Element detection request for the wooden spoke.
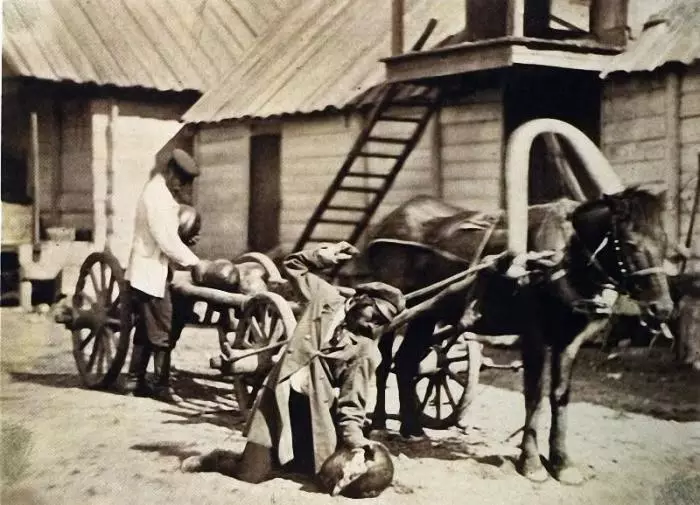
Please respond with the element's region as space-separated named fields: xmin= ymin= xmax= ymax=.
xmin=418 ymin=379 xmax=435 ymax=412
xmin=79 ymin=330 xmax=97 ymax=351
xmin=442 ymin=374 xmax=458 ymax=409
xmin=89 ymin=268 xmax=102 ymax=298
xmin=86 ymin=333 xmax=103 ymax=372
xmin=434 ymin=378 xmax=442 ymax=418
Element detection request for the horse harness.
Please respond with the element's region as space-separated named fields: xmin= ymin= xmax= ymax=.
xmin=512 ymin=199 xmax=665 ymax=316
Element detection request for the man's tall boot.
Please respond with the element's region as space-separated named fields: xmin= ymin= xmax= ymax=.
xmin=125 ymin=344 xmax=153 ymax=397
xmin=152 ymin=349 xmax=183 ymax=403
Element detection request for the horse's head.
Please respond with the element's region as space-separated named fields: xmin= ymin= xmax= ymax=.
xmin=570 ymin=187 xmax=673 ymax=324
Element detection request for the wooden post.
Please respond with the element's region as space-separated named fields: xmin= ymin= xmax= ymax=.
xmin=105 ymin=102 xmax=118 ymax=252
xmin=507 ymin=0 xmax=525 ymax=37
xmin=430 ymin=111 xmax=443 ymax=198
xmin=392 ymin=0 xmax=404 ymax=56
xmin=542 ymin=133 xmax=586 ymax=201
xmin=665 ymin=70 xmax=682 ymax=246
xmin=30 ymin=111 xmax=41 ymax=255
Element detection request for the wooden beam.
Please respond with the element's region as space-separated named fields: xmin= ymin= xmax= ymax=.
xmin=392 ymin=0 xmax=404 ymax=56
xmin=665 ymin=70 xmax=682 ymax=245
xmin=105 ymin=102 xmax=118 ymax=252
xmin=507 ymin=0 xmax=525 ymax=37
xmin=430 ymin=110 xmax=443 ymax=198
xmin=542 ymin=133 xmax=586 ymax=201
xmin=30 ymin=111 xmax=40 ymax=250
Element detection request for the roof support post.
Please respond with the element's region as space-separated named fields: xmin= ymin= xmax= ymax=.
xmin=392 ymin=0 xmax=404 ymax=56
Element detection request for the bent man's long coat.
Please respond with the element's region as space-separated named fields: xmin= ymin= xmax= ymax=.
xmin=243 ymin=250 xmax=374 ymax=474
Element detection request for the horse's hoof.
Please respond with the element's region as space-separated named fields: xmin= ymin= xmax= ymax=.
xmin=553 ymin=466 xmax=585 ymax=486
xmin=518 ymin=456 xmax=549 ymax=483
xmin=523 ymin=466 xmax=550 ymax=483
xmin=181 ymin=456 xmax=204 ymax=473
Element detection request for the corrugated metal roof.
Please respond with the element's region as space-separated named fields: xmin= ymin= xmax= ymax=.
xmin=2 ymin=0 xmax=292 ymax=92
xmin=601 ymin=0 xmax=700 ymax=77
xmin=182 ymin=0 xmax=466 ymax=123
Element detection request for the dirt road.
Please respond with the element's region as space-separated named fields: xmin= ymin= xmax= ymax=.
xmin=1 ymin=308 xmax=699 ymax=505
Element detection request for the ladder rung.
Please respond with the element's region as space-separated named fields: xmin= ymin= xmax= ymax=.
xmin=388 ymin=99 xmax=434 ymax=107
xmin=347 ymin=171 xmax=390 ymax=179
xmin=338 ymin=185 xmax=382 ymax=193
xmin=318 ymin=218 xmax=360 ymax=225
xmin=378 ymin=115 xmax=423 ymax=123
xmin=327 ymin=205 xmax=368 ymax=212
xmin=367 ymin=136 xmax=411 ymax=145
xmin=357 ymin=151 xmax=401 ymax=159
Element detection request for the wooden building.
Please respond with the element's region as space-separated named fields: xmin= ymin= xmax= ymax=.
xmin=184 ymin=0 xmax=698 ymax=271
xmin=1 ymin=0 xmax=290 ymax=299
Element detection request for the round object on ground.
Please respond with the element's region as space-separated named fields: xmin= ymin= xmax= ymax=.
xmin=178 ymin=204 xmax=201 ymax=243
xmin=318 ymin=442 xmax=394 ymax=498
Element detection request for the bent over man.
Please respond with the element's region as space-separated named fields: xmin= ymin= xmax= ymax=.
xmin=125 ymin=149 xmax=204 ymax=402
xmin=183 ymin=241 xmax=405 ymax=484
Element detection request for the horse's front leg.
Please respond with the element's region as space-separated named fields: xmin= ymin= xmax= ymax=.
xmin=370 ymin=330 xmax=395 ymax=431
xmin=549 ymin=318 xmax=609 ymax=485
xmin=394 ymin=316 xmax=435 ymax=438
xmin=518 ymin=327 xmax=549 ymax=482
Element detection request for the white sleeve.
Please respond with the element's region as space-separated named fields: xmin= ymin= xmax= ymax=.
xmin=143 ymin=183 xmax=199 ymax=268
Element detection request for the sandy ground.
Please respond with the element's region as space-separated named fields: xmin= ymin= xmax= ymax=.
xmin=1 ymin=307 xmax=699 ymax=505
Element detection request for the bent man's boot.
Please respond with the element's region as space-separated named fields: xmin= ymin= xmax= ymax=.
xmin=125 ymin=345 xmax=153 ymax=397
xmin=152 ymin=350 xmax=183 ymax=404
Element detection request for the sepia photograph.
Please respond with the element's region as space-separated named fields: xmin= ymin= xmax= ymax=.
xmin=1 ymin=0 xmax=699 ymax=504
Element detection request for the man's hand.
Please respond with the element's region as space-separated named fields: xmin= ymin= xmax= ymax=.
xmin=191 ymin=259 xmax=211 ymax=285
xmin=316 ymin=241 xmax=359 ymax=266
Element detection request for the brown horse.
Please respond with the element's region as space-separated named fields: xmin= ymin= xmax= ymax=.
xmin=366 ymin=188 xmax=673 ymax=484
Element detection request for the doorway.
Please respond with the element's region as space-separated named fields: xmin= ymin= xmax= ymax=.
xmin=248 ymin=134 xmax=281 ymax=252
xmin=504 ymin=65 xmax=602 ymax=203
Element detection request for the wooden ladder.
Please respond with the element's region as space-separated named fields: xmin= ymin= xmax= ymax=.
xmin=293 ymin=20 xmax=441 ymax=254
xmin=294 ymin=84 xmax=441 ymax=252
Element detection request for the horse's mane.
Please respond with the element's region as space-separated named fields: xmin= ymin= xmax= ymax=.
xmin=573 ymin=186 xmax=665 ymax=235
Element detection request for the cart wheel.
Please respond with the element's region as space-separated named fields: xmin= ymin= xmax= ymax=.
xmin=228 ymin=292 xmax=296 ymax=414
xmin=71 ymin=251 xmax=132 ymax=389
xmin=233 ymin=252 xmax=285 ymax=283
xmin=414 ymin=339 xmax=482 ymax=429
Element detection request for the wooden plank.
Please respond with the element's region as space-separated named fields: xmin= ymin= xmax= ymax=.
xmin=602 ymin=116 xmax=666 ymax=143
xmin=602 ymin=91 xmax=666 ymax=121
xmin=443 ymin=161 xmax=501 ymax=181
xmin=602 ymin=139 xmax=667 ymax=164
xmin=604 ymin=73 xmax=667 ymax=98
xmin=283 ymin=132 xmax=353 ymax=158
xmin=680 ymin=90 xmax=700 ymax=118
xmin=442 ymin=142 xmax=501 ymax=162
xmin=283 ymin=116 xmax=351 ymax=137
xmin=680 ymin=69 xmax=700 ymax=93
xmin=680 ymin=116 xmax=700 ymax=143
xmin=386 ymin=44 xmax=513 ymax=83
xmin=442 ymin=121 xmax=502 ymax=145
xmin=440 ymin=102 xmax=501 ymax=124
xmin=198 ymin=124 xmax=249 ymax=144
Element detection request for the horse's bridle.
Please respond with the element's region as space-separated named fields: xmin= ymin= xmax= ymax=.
xmin=574 ymin=202 xmax=666 ymax=297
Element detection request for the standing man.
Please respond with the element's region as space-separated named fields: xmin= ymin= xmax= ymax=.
xmin=125 ymin=148 xmax=203 ymax=402
xmin=182 ymin=241 xmax=405 ymax=490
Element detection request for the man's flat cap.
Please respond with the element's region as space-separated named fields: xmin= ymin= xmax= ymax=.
xmin=354 ymin=282 xmax=405 ymax=322
xmin=171 ymin=148 xmax=200 ymax=178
